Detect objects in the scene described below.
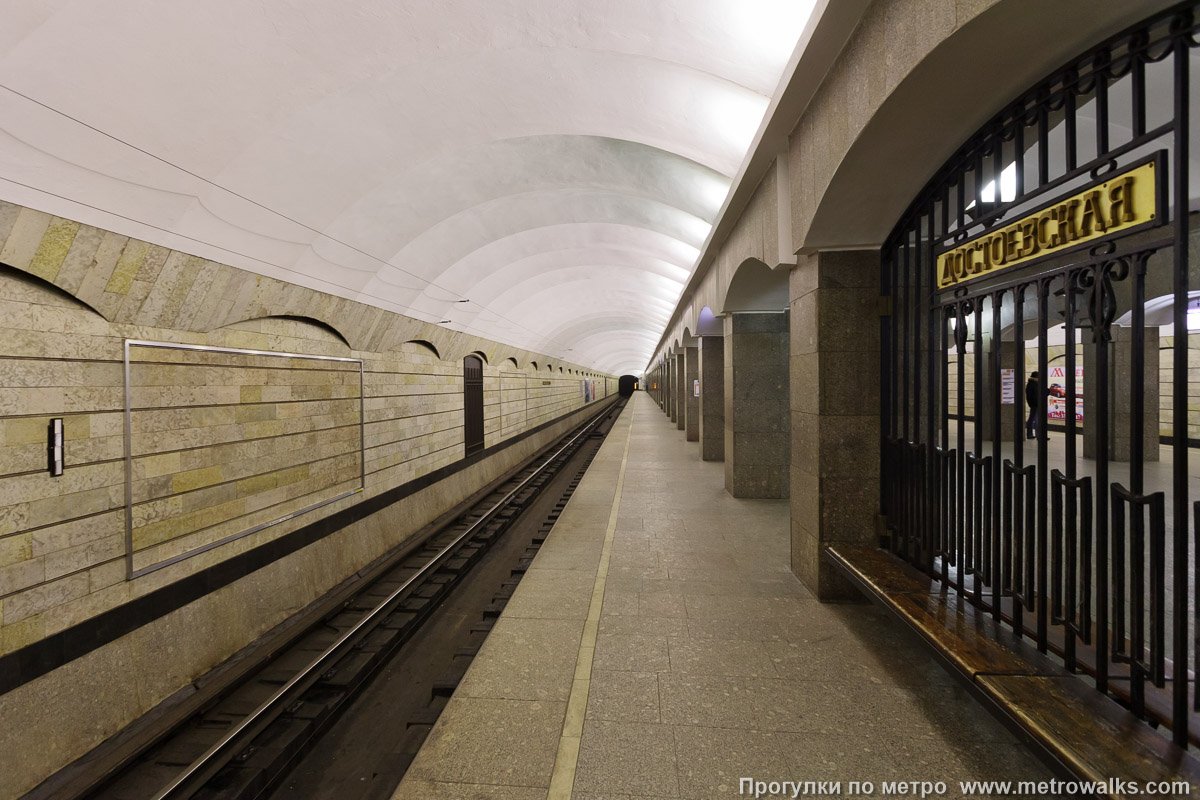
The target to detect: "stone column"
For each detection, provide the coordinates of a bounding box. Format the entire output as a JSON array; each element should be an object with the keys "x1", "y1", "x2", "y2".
[
  {"x1": 665, "y1": 359, "x2": 674, "y2": 418},
  {"x1": 724, "y1": 311, "x2": 790, "y2": 498},
  {"x1": 1083, "y1": 327, "x2": 1160, "y2": 462},
  {"x1": 684, "y1": 345, "x2": 699, "y2": 441},
  {"x1": 674, "y1": 352, "x2": 686, "y2": 430},
  {"x1": 789, "y1": 250, "x2": 880, "y2": 601},
  {"x1": 699, "y1": 334, "x2": 725, "y2": 461}
]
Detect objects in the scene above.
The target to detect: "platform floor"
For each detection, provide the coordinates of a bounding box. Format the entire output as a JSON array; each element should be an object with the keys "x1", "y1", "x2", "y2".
[{"x1": 393, "y1": 393, "x2": 1054, "y2": 799}]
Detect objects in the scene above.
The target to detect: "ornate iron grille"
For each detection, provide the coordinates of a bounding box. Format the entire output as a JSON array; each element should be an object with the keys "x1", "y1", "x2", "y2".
[{"x1": 880, "y1": 2, "x2": 1200, "y2": 747}]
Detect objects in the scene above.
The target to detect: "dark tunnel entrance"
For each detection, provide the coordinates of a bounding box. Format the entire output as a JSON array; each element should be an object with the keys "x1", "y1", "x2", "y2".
[{"x1": 618, "y1": 375, "x2": 638, "y2": 397}]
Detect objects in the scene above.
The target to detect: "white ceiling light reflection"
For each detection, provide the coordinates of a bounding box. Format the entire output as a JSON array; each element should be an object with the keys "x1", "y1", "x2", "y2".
[{"x1": 980, "y1": 162, "x2": 1018, "y2": 204}]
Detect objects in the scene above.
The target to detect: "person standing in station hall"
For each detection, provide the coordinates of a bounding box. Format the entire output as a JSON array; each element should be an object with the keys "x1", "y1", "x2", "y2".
[{"x1": 1025, "y1": 371, "x2": 1043, "y2": 440}]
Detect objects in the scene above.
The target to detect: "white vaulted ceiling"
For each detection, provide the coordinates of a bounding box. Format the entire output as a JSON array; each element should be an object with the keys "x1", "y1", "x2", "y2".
[{"x1": 0, "y1": 0, "x2": 817, "y2": 374}]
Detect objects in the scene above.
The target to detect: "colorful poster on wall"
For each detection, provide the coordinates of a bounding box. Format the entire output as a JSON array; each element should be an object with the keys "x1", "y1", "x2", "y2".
[
  {"x1": 1046, "y1": 365, "x2": 1083, "y2": 422},
  {"x1": 1000, "y1": 369, "x2": 1015, "y2": 404}
]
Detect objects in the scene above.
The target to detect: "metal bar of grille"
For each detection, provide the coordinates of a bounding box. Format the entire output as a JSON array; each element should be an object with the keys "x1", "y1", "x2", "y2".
[{"x1": 1036, "y1": 279, "x2": 1050, "y2": 652}]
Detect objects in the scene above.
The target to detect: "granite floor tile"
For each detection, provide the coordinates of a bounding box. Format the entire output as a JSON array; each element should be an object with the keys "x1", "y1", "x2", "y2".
[
  {"x1": 878, "y1": 739, "x2": 1057, "y2": 799},
  {"x1": 599, "y1": 590, "x2": 640, "y2": 616},
  {"x1": 603, "y1": 575, "x2": 644, "y2": 594},
  {"x1": 574, "y1": 720, "x2": 680, "y2": 797},
  {"x1": 526, "y1": 548, "x2": 602, "y2": 571},
  {"x1": 773, "y1": 732, "x2": 902, "y2": 784},
  {"x1": 764, "y1": 633, "x2": 944, "y2": 686},
  {"x1": 598, "y1": 615, "x2": 690, "y2": 639},
  {"x1": 405, "y1": 697, "x2": 565, "y2": 788},
  {"x1": 586, "y1": 670, "x2": 661, "y2": 723},
  {"x1": 638, "y1": 591, "x2": 688, "y2": 618},
  {"x1": 609, "y1": 549, "x2": 663, "y2": 567},
  {"x1": 643, "y1": 577, "x2": 806, "y2": 597},
  {"x1": 502, "y1": 568, "x2": 596, "y2": 620},
  {"x1": 684, "y1": 618, "x2": 797, "y2": 642},
  {"x1": 667, "y1": 638, "x2": 777, "y2": 678},
  {"x1": 455, "y1": 617, "x2": 583, "y2": 702},
  {"x1": 682, "y1": 594, "x2": 805, "y2": 621},
  {"x1": 608, "y1": 564, "x2": 669, "y2": 581},
  {"x1": 657, "y1": 553, "x2": 740, "y2": 571},
  {"x1": 673, "y1": 725, "x2": 790, "y2": 797},
  {"x1": 393, "y1": 780, "x2": 548, "y2": 800},
  {"x1": 593, "y1": 632, "x2": 670, "y2": 672}
]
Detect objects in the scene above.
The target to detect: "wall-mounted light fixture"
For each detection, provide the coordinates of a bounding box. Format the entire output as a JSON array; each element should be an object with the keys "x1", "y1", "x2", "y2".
[{"x1": 48, "y1": 418, "x2": 63, "y2": 477}]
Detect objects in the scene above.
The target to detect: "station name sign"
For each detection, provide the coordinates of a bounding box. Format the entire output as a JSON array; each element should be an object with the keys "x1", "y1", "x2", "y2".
[{"x1": 936, "y1": 156, "x2": 1163, "y2": 289}]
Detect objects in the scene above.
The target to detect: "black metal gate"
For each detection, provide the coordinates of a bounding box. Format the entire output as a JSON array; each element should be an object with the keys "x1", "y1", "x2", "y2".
[
  {"x1": 464, "y1": 355, "x2": 484, "y2": 456},
  {"x1": 880, "y1": 3, "x2": 1199, "y2": 747}
]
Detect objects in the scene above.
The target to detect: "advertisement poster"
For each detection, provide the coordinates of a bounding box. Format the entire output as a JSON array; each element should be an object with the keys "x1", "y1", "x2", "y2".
[
  {"x1": 693, "y1": 379, "x2": 700, "y2": 397},
  {"x1": 1000, "y1": 369, "x2": 1015, "y2": 404},
  {"x1": 1046, "y1": 365, "x2": 1083, "y2": 422}
]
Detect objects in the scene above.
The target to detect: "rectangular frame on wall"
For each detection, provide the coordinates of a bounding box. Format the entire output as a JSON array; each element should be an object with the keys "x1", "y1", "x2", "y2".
[
  {"x1": 123, "y1": 339, "x2": 366, "y2": 579},
  {"x1": 500, "y1": 371, "x2": 529, "y2": 437}
]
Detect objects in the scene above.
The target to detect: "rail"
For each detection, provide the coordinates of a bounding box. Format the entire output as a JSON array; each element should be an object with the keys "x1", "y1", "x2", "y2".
[{"x1": 151, "y1": 398, "x2": 622, "y2": 799}]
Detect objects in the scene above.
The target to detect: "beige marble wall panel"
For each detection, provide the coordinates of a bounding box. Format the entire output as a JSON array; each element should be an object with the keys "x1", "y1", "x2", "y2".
[
  {"x1": 0, "y1": 205, "x2": 615, "y2": 668},
  {"x1": 0, "y1": 395, "x2": 610, "y2": 799}
]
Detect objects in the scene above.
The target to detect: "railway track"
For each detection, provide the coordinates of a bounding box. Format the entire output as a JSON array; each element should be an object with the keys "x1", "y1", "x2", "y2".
[{"x1": 37, "y1": 398, "x2": 625, "y2": 800}]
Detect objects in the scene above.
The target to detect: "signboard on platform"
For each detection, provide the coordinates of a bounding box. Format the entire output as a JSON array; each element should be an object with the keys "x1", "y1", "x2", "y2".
[
  {"x1": 1046, "y1": 365, "x2": 1084, "y2": 422},
  {"x1": 1000, "y1": 369, "x2": 1015, "y2": 404},
  {"x1": 693, "y1": 380, "x2": 700, "y2": 397},
  {"x1": 935, "y1": 155, "x2": 1165, "y2": 289}
]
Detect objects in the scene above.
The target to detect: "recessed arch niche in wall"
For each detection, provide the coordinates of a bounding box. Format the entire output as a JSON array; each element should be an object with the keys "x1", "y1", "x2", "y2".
[
  {"x1": 723, "y1": 258, "x2": 789, "y2": 313},
  {"x1": 0, "y1": 263, "x2": 106, "y2": 319},
  {"x1": 215, "y1": 314, "x2": 352, "y2": 355},
  {"x1": 696, "y1": 306, "x2": 723, "y2": 336},
  {"x1": 405, "y1": 339, "x2": 442, "y2": 360}
]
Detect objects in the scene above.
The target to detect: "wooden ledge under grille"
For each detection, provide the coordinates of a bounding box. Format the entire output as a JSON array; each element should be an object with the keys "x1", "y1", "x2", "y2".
[{"x1": 824, "y1": 544, "x2": 1200, "y2": 799}]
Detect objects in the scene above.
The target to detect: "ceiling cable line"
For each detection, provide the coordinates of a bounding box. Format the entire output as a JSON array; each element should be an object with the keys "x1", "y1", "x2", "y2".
[
  {"x1": 0, "y1": 174, "x2": 587, "y2": 362},
  {"x1": 0, "y1": 83, "x2": 596, "y2": 359}
]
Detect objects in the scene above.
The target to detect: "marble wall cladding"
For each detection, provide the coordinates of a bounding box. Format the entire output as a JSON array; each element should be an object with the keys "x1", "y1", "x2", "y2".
[
  {"x1": 698, "y1": 336, "x2": 725, "y2": 461},
  {"x1": 0, "y1": 202, "x2": 614, "y2": 658},
  {"x1": 674, "y1": 353, "x2": 686, "y2": 431},
  {"x1": 789, "y1": 251, "x2": 881, "y2": 600},
  {"x1": 1084, "y1": 328, "x2": 1161, "y2": 463},
  {"x1": 667, "y1": 358, "x2": 677, "y2": 421},
  {"x1": 1158, "y1": 335, "x2": 1200, "y2": 441},
  {"x1": 0, "y1": 398, "x2": 602, "y2": 800},
  {"x1": 126, "y1": 344, "x2": 365, "y2": 573},
  {"x1": 724, "y1": 312, "x2": 790, "y2": 499},
  {"x1": 684, "y1": 346, "x2": 699, "y2": 442}
]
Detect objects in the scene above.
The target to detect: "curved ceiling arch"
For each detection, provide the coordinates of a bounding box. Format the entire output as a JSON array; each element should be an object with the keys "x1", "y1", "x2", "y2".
[
  {"x1": 540, "y1": 315, "x2": 666, "y2": 348},
  {"x1": 214, "y1": 48, "x2": 768, "y2": 209},
  {"x1": 383, "y1": 189, "x2": 711, "y2": 288},
  {"x1": 0, "y1": 0, "x2": 821, "y2": 377},
  {"x1": 321, "y1": 136, "x2": 730, "y2": 250},
  {"x1": 466, "y1": 260, "x2": 689, "y2": 310},
  {"x1": 434, "y1": 223, "x2": 694, "y2": 280}
]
